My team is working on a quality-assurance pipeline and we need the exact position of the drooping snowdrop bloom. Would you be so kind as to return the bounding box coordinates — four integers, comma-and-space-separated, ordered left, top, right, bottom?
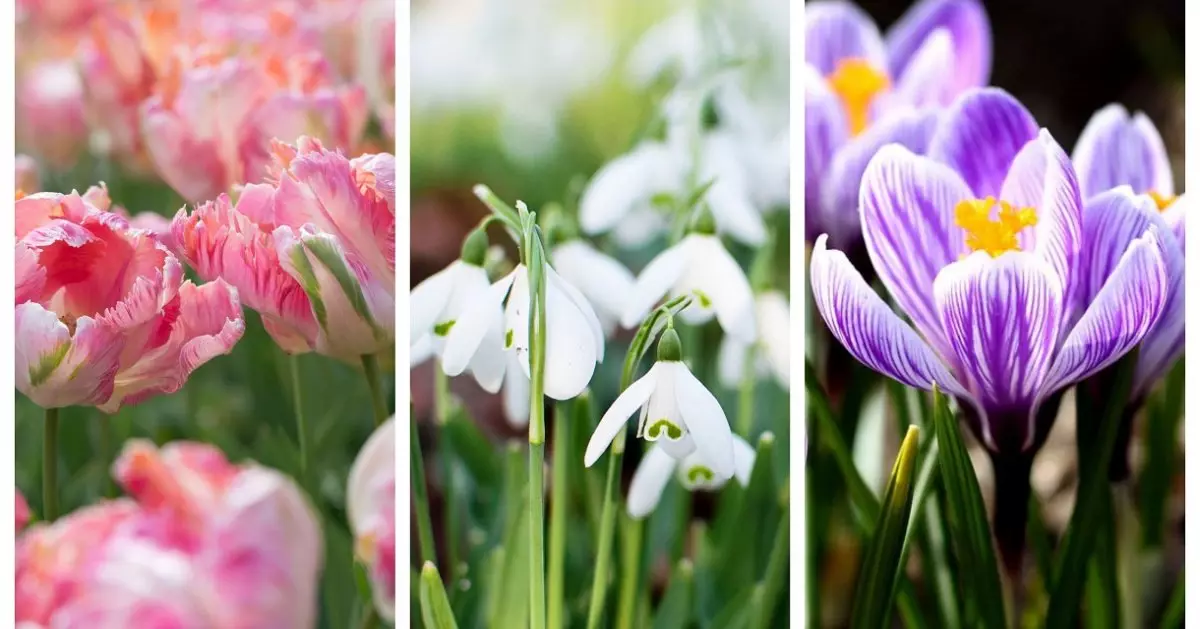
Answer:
348, 417, 396, 622
806, 0, 991, 249
172, 137, 395, 362
627, 434, 756, 518
442, 257, 604, 401
584, 328, 735, 477
16, 440, 323, 628
621, 216, 756, 344
810, 87, 1170, 455
16, 187, 245, 412
717, 290, 790, 389
1072, 105, 1186, 398
551, 237, 636, 335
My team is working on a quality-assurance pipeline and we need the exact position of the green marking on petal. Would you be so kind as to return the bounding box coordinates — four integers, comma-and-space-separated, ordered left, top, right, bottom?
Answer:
505, 329, 514, 349
29, 342, 70, 387
686, 465, 715, 484
303, 236, 385, 340
647, 419, 683, 440
433, 320, 455, 337
289, 245, 329, 331
692, 289, 712, 308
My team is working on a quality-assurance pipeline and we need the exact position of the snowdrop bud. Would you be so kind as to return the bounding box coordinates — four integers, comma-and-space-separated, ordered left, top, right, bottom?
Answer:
688, 206, 717, 235
657, 327, 683, 362
460, 226, 489, 267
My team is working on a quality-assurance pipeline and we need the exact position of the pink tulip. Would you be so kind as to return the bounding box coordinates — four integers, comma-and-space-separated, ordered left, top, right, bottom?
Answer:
16, 59, 88, 170
171, 137, 394, 360
16, 490, 32, 532
17, 0, 106, 35
15, 187, 245, 412
16, 440, 324, 628
355, 0, 395, 139
16, 155, 40, 196
347, 417, 395, 621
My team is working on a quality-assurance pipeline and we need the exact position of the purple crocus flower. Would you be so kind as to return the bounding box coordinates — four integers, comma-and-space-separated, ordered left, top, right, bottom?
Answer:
1072, 104, 1186, 399
809, 87, 1171, 456
805, 0, 991, 249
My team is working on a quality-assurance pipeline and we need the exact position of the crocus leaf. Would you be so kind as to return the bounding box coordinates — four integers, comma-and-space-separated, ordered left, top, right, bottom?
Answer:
930, 386, 1007, 629
420, 562, 460, 629
850, 425, 920, 629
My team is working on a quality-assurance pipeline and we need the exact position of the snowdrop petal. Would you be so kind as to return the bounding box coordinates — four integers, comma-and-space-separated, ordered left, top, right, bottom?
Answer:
622, 238, 692, 329
409, 262, 457, 345
551, 240, 635, 322
627, 446, 677, 519
548, 266, 605, 362
694, 237, 757, 343
579, 142, 684, 236
585, 364, 660, 466
758, 291, 792, 387
541, 273, 601, 400
671, 363, 735, 479
732, 435, 756, 486
716, 333, 747, 389
442, 270, 515, 376
503, 357, 531, 427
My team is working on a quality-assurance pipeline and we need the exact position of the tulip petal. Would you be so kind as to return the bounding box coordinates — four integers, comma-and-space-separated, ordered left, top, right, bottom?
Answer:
1072, 104, 1174, 199
805, 63, 850, 241
805, 1, 886, 76
584, 364, 660, 467
732, 435, 756, 486
810, 235, 969, 398
671, 363, 735, 479
141, 100, 229, 204
621, 238, 691, 329
1041, 231, 1168, 396
15, 303, 122, 408
932, 252, 1063, 450
15, 242, 46, 305
886, 0, 991, 93
859, 144, 971, 353
347, 418, 395, 530
442, 271, 514, 377
627, 446, 677, 519
579, 142, 684, 236
929, 87, 1038, 198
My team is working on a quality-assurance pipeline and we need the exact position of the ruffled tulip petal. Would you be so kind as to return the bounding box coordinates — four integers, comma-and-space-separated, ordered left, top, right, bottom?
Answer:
671, 363, 735, 479
585, 364, 660, 466
579, 142, 684, 236
805, 1, 886, 76
1072, 104, 1174, 199
859, 144, 971, 353
347, 418, 395, 528
621, 238, 692, 329
16, 242, 46, 305
810, 235, 970, 398
15, 303, 122, 409
442, 271, 515, 377
929, 87, 1038, 198
886, 0, 991, 93
932, 252, 1063, 451
804, 63, 849, 241
627, 446, 677, 519
140, 100, 229, 205
1041, 232, 1168, 397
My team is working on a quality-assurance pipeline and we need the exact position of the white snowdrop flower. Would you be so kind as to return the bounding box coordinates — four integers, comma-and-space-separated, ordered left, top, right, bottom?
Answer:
551, 239, 636, 335
621, 218, 757, 344
627, 433, 757, 518
442, 260, 604, 401
716, 290, 790, 390
697, 131, 768, 245
502, 353, 530, 427
409, 230, 503, 390
584, 329, 735, 477
578, 142, 686, 241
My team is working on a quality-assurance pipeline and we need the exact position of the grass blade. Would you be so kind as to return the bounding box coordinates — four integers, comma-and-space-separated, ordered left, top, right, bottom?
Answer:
420, 562, 461, 629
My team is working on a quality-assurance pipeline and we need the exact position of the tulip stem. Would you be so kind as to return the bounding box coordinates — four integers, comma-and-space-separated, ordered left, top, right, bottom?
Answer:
289, 353, 308, 477
360, 354, 388, 427
43, 407, 59, 521
548, 404, 569, 629
738, 343, 758, 437
411, 417, 438, 565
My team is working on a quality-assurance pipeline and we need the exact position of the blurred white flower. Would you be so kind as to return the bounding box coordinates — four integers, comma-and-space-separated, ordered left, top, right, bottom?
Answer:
627, 434, 756, 518
551, 239, 636, 334
717, 290, 790, 389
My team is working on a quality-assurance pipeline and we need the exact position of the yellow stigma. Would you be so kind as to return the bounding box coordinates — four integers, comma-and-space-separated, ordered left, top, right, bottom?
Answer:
1148, 190, 1177, 212
954, 196, 1039, 258
827, 58, 890, 136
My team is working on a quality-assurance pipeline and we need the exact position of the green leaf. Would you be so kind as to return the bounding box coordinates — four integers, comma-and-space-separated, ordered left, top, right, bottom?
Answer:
441, 403, 501, 489
651, 560, 694, 629
850, 426, 920, 629
1046, 352, 1138, 626
420, 562, 460, 629
1141, 358, 1184, 547
1158, 570, 1184, 629
930, 385, 1007, 629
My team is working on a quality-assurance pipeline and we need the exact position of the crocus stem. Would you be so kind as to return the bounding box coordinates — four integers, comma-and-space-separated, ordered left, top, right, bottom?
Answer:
615, 515, 643, 629
587, 439, 622, 629
410, 417, 437, 564
990, 451, 1034, 617
361, 354, 388, 427
738, 344, 757, 437
290, 353, 308, 477
548, 404, 569, 629
43, 407, 59, 521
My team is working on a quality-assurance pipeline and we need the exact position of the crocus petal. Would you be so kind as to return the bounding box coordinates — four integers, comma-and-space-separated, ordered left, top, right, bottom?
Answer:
409, 262, 458, 343
621, 238, 692, 329
888, 29, 955, 108
627, 446, 677, 519
859, 144, 971, 353
1072, 104, 1174, 199
670, 362, 735, 479
1041, 231, 1168, 397
15, 304, 122, 408
929, 87, 1038, 198
805, 1, 886, 76
584, 364, 660, 467
442, 271, 515, 377
551, 240, 635, 325
503, 357, 531, 427
886, 0, 991, 93
1162, 194, 1186, 254
810, 235, 970, 398
999, 130, 1083, 318
579, 142, 684, 236
732, 435, 756, 486
805, 63, 849, 241
932, 252, 1063, 451
540, 270, 601, 400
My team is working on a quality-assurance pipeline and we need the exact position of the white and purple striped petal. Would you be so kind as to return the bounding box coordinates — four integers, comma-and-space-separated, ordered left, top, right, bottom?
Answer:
810, 234, 970, 400
929, 87, 1038, 198
888, 29, 956, 109
933, 251, 1063, 451
805, 1, 887, 76
1163, 194, 1186, 254
1040, 230, 1169, 399
805, 63, 850, 242
885, 0, 991, 95
1072, 104, 1174, 199
859, 144, 972, 355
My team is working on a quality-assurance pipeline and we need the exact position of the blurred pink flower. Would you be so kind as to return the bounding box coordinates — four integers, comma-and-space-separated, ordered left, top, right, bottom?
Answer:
16, 155, 41, 197
17, 60, 88, 170
16, 440, 324, 628
15, 186, 245, 412
17, 0, 107, 36
17, 490, 32, 532
171, 137, 394, 361
347, 417, 395, 621
355, 0, 395, 139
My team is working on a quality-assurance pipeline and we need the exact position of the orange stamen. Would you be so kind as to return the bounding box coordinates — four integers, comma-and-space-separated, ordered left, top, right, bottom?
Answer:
954, 196, 1039, 257
826, 58, 890, 136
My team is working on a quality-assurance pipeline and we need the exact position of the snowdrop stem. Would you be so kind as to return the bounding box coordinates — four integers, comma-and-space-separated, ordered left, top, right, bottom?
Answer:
289, 353, 308, 477
524, 211, 549, 629
738, 343, 758, 437
587, 454, 622, 629
360, 354, 388, 427
43, 407, 59, 521
615, 514, 644, 629
548, 404, 570, 629
410, 416, 437, 565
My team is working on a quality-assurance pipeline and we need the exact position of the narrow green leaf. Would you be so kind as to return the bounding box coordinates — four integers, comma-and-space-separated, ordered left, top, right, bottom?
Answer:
1141, 358, 1184, 547
930, 385, 1007, 629
1158, 570, 1184, 629
420, 562, 460, 629
1046, 352, 1138, 626
441, 403, 501, 489
850, 426, 921, 629
651, 560, 694, 629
